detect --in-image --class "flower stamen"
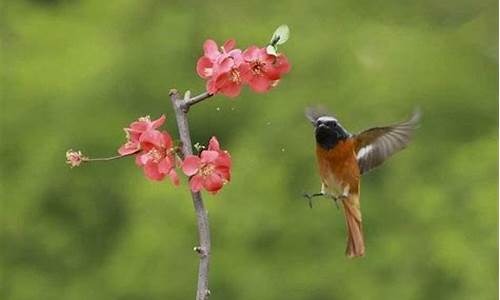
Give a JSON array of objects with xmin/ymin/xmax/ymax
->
[
  {"xmin": 251, "ymin": 61, "xmax": 265, "ymax": 75},
  {"xmin": 230, "ymin": 69, "xmax": 241, "ymax": 84},
  {"xmin": 147, "ymin": 148, "xmax": 162, "ymax": 163},
  {"xmin": 200, "ymin": 164, "xmax": 215, "ymax": 176}
]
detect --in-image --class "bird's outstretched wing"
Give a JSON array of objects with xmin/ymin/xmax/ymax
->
[{"xmin": 354, "ymin": 109, "xmax": 421, "ymax": 174}]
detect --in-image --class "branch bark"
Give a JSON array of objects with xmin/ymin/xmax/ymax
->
[{"xmin": 169, "ymin": 89, "xmax": 211, "ymax": 300}]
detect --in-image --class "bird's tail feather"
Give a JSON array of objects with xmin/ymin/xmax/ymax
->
[{"xmin": 342, "ymin": 194, "xmax": 365, "ymax": 258}]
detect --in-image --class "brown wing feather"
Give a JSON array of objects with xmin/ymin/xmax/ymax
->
[{"xmin": 354, "ymin": 109, "xmax": 421, "ymax": 174}]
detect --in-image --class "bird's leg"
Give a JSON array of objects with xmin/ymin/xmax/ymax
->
[
  {"xmin": 331, "ymin": 194, "xmax": 348, "ymax": 210},
  {"xmin": 302, "ymin": 192, "xmax": 326, "ymax": 208}
]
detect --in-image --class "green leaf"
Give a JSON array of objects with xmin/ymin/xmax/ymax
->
[{"xmin": 269, "ymin": 24, "xmax": 290, "ymax": 47}]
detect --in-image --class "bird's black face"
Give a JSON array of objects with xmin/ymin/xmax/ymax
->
[{"xmin": 314, "ymin": 117, "xmax": 350, "ymax": 149}]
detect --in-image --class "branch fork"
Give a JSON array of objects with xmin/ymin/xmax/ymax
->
[{"xmin": 170, "ymin": 89, "xmax": 213, "ymax": 113}]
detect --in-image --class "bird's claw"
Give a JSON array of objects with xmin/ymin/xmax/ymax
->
[
  {"xmin": 332, "ymin": 195, "xmax": 348, "ymax": 210},
  {"xmin": 332, "ymin": 197, "xmax": 340, "ymax": 210},
  {"xmin": 302, "ymin": 192, "xmax": 325, "ymax": 209},
  {"xmin": 302, "ymin": 193, "xmax": 314, "ymax": 209}
]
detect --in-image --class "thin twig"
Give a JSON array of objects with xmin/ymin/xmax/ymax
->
[
  {"xmin": 181, "ymin": 91, "xmax": 213, "ymax": 112},
  {"xmin": 85, "ymin": 154, "xmax": 129, "ymax": 162},
  {"xmin": 169, "ymin": 89, "xmax": 211, "ymax": 300},
  {"xmin": 79, "ymin": 150, "xmax": 139, "ymax": 163}
]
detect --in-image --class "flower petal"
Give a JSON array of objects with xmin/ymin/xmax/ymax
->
[
  {"xmin": 129, "ymin": 120, "xmax": 149, "ymax": 132},
  {"xmin": 223, "ymin": 39, "xmax": 236, "ymax": 52},
  {"xmin": 168, "ymin": 169, "xmax": 180, "ymax": 186},
  {"xmin": 196, "ymin": 56, "xmax": 214, "ymax": 79},
  {"xmin": 263, "ymin": 66, "xmax": 281, "ymax": 81},
  {"xmin": 216, "ymin": 57, "xmax": 235, "ymax": 74},
  {"xmin": 206, "ymin": 78, "xmax": 218, "ymax": 94},
  {"xmin": 243, "ymin": 45, "xmax": 260, "ymax": 62},
  {"xmin": 135, "ymin": 152, "xmax": 144, "ymax": 166},
  {"xmin": 200, "ymin": 150, "xmax": 219, "ymax": 163},
  {"xmin": 203, "ymin": 173, "xmax": 224, "ymax": 194},
  {"xmin": 140, "ymin": 130, "xmax": 165, "ymax": 148},
  {"xmin": 215, "ymin": 151, "xmax": 231, "ymax": 168},
  {"xmin": 143, "ymin": 162, "xmax": 165, "ymax": 181},
  {"xmin": 248, "ymin": 76, "xmax": 272, "ymax": 93},
  {"xmin": 189, "ymin": 175, "xmax": 204, "ymax": 192},
  {"xmin": 214, "ymin": 72, "xmax": 231, "ymax": 90},
  {"xmin": 118, "ymin": 141, "xmax": 139, "ymax": 156},
  {"xmin": 203, "ymin": 39, "xmax": 220, "ymax": 61},
  {"xmin": 151, "ymin": 115, "xmax": 166, "ymax": 129},
  {"xmin": 161, "ymin": 131, "xmax": 173, "ymax": 149},
  {"xmin": 274, "ymin": 55, "xmax": 291, "ymax": 74},
  {"xmin": 158, "ymin": 156, "xmax": 174, "ymax": 174},
  {"xmin": 137, "ymin": 151, "xmax": 151, "ymax": 166},
  {"xmin": 219, "ymin": 82, "xmax": 242, "ymax": 98},
  {"xmin": 207, "ymin": 136, "xmax": 220, "ymax": 151},
  {"xmin": 126, "ymin": 128, "xmax": 143, "ymax": 143},
  {"xmin": 227, "ymin": 49, "xmax": 243, "ymax": 66},
  {"xmin": 238, "ymin": 62, "xmax": 251, "ymax": 80},
  {"xmin": 182, "ymin": 155, "xmax": 201, "ymax": 176},
  {"xmin": 215, "ymin": 166, "xmax": 231, "ymax": 182}
]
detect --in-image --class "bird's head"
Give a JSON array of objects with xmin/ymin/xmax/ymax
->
[{"xmin": 305, "ymin": 107, "xmax": 351, "ymax": 149}]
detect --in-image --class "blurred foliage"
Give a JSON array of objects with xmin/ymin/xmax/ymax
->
[{"xmin": 1, "ymin": 0, "xmax": 498, "ymax": 299}]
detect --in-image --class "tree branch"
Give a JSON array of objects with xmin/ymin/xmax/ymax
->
[{"xmin": 169, "ymin": 89, "xmax": 211, "ymax": 300}]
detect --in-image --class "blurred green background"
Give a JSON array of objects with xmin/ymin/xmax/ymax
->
[{"xmin": 1, "ymin": 0, "xmax": 498, "ymax": 299}]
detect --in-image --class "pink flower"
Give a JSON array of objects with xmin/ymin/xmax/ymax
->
[
  {"xmin": 118, "ymin": 115, "xmax": 166, "ymax": 156},
  {"xmin": 182, "ymin": 137, "xmax": 231, "ymax": 194},
  {"xmin": 116, "ymin": 114, "xmax": 181, "ymax": 185},
  {"xmin": 212, "ymin": 57, "xmax": 250, "ymax": 97},
  {"xmin": 242, "ymin": 46, "xmax": 291, "ymax": 92},
  {"xmin": 66, "ymin": 149, "xmax": 87, "ymax": 167},
  {"xmin": 207, "ymin": 136, "xmax": 231, "ymax": 181},
  {"xmin": 196, "ymin": 39, "xmax": 237, "ymax": 78},
  {"xmin": 135, "ymin": 130, "xmax": 179, "ymax": 184}
]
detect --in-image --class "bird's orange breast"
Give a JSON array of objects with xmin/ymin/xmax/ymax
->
[{"xmin": 316, "ymin": 138, "xmax": 360, "ymax": 196}]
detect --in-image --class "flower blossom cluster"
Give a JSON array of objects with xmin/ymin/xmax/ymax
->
[
  {"xmin": 196, "ymin": 39, "xmax": 290, "ymax": 97},
  {"xmin": 117, "ymin": 115, "xmax": 232, "ymax": 194},
  {"xmin": 67, "ymin": 27, "xmax": 292, "ymax": 195}
]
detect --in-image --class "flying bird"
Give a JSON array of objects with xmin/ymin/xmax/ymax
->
[{"xmin": 304, "ymin": 107, "xmax": 421, "ymax": 258}]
